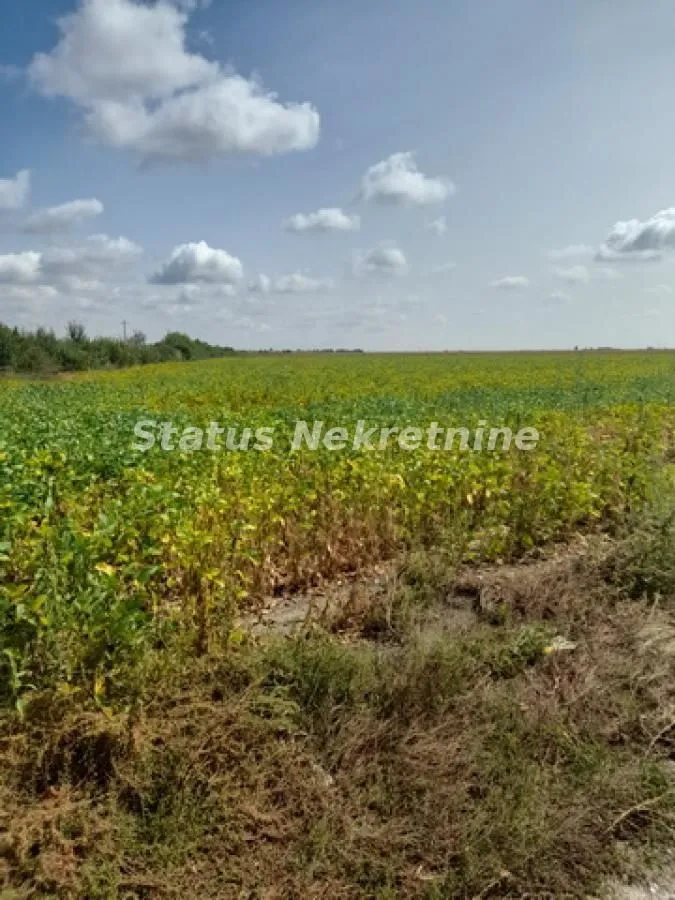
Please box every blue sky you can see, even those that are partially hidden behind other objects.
[0,0,674,349]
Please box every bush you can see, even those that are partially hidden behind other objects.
[14,344,56,375]
[608,476,675,600]
[0,322,235,374]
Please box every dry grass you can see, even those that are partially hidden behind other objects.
[2,509,675,898]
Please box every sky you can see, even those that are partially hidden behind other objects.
[0,0,675,350]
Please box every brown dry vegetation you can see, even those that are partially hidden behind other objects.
[1,489,675,899]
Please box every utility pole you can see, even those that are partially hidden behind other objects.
[122,320,128,342]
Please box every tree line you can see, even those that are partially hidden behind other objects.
[0,322,235,374]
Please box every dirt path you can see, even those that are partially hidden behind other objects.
[238,533,609,638]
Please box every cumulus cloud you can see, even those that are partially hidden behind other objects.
[0,234,142,310]
[0,236,142,291]
[272,273,334,293]
[595,246,661,263]
[58,275,104,293]
[490,275,530,290]
[150,240,243,285]
[28,0,320,163]
[23,198,104,233]
[247,271,334,293]
[360,152,453,205]
[248,273,272,294]
[546,291,569,305]
[548,244,594,261]
[85,234,142,259]
[596,208,675,261]
[144,280,274,325]
[42,234,142,277]
[353,244,409,277]
[427,216,448,236]
[0,284,59,305]
[552,264,590,285]
[283,207,360,233]
[170,284,203,311]
[0,170,31,210]
[0,251,42,284]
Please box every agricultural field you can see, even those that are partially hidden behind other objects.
[2,351,675,898]
[1,350,674,704]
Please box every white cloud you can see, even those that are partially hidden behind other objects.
[490,275,530,290]
[150,240,243,284]
[58,275,104,293]
[174,0,212,10]
[0,284,59,305]
[0,233,142,297]
[212,283,238,298]
[0,235,142,300]
[353,244,409,277]
[552,264,590,285]
[248,273,272,294]
[360,152,453,205]
[0,170,31,210]
[546,291,569,305]
[23,198,104,233]
[29,0,215,105]
[247,271,333,294]
[595,246,661,263]
[272,273,334,293]
[86,234,141,258]
[146,280,275,323]
[548,244,594,261]
[283,207,360,233]
[76,296,100,310]
[138,292,166,310]
[164,282,239,315]
[28,0,320,163]
[0,252,42,284]
[596,208,675,261]
[42,234,142,277]
[427,216,448,236]
[173,284,202,310]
